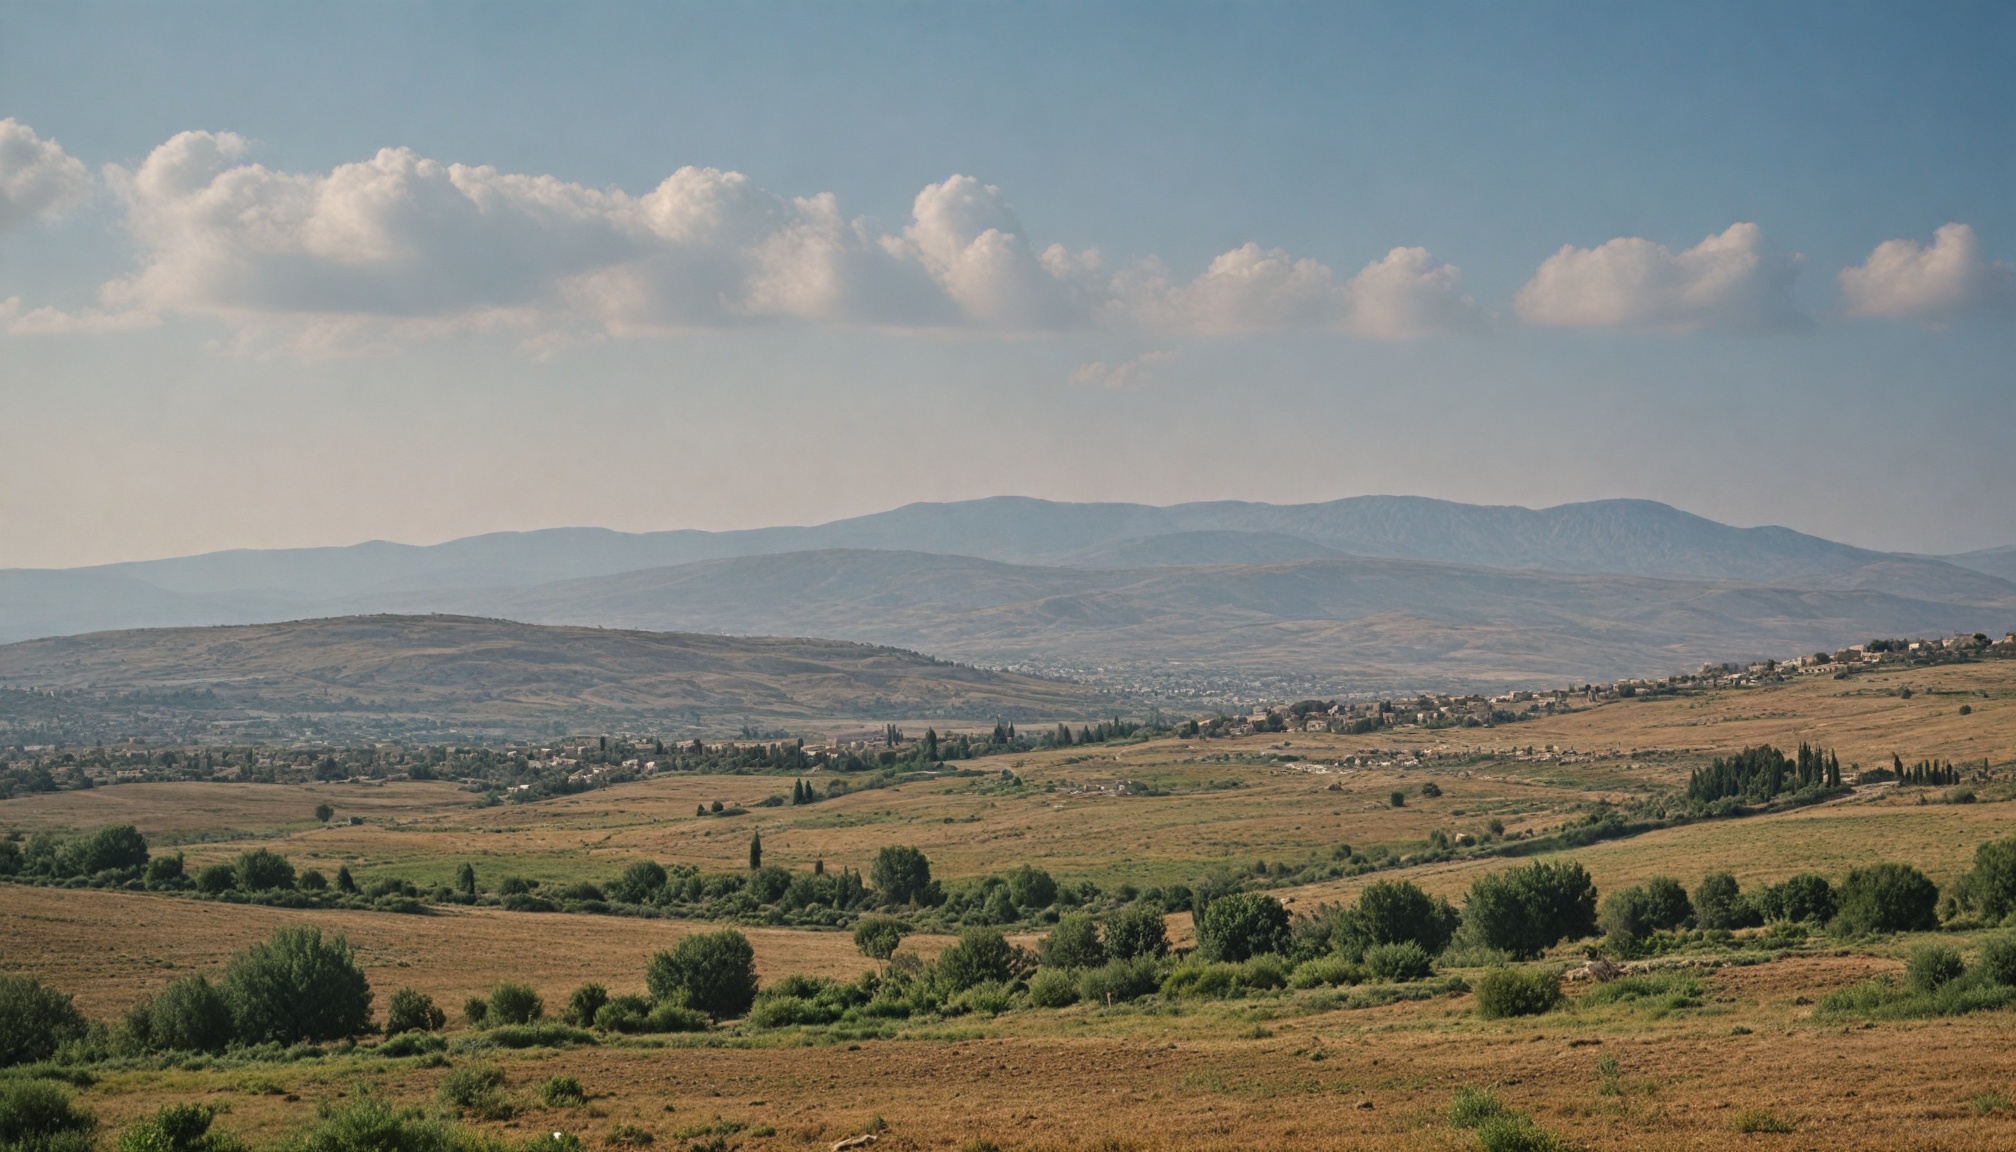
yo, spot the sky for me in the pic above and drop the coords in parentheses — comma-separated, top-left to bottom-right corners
(2, 1, 2013, 569)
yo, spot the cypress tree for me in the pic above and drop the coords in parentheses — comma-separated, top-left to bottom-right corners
(749, 831, 763, 871)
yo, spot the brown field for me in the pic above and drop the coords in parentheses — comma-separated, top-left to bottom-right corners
(6, 661, 2016, 1150)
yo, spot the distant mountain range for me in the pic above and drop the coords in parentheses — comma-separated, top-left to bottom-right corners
(0, 615, 1111, 742)
(3, 496, 2011, 695)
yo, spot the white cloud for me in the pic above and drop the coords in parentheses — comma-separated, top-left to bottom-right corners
(1514, 223, 1804, 332)
(1341, 246, 1480, 339)
(1069, 349, 1176, 390)
(0, 119, 91, 230)
(1839, 223, 2012, 323)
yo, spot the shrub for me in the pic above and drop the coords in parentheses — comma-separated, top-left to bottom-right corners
(1474, 1115, 1566, 1152)
(1447, 1088, 1508, 1128)
(1077, 957, 1161, 1005)
(195, 864, 238, 895)
(486, 983, 543, 1026)
(1817, 972, 2016, 1021)
(386, 988, 446, 1035)
(1836, 863, 1939, 934)
(539, 1077, 586, 1108)
(298, 870, 328, 891)
(463, 998, 488, 1028)
(297, 1096, 469, 1152)
(1755, 873, 1835, 923)
(1364, 941, 1434, 982)
(1038, 913, 1106, 970)
(947, 981, 1015, 1017)
(609, 861, 667, 904)
(125, 974, 234, 1054)
(1976, 934, 2016, 986)
(641, 1003, 711, 1033)
(562, 984, 608, 1028)
(1461, 860, 1598, 960)
(0, 975, 89, 1067)
(1287, 956, 1363, 989)
(936, 928, 1015, 992)
(222, 926, 373, 1045)
(852, 917, 906, 961)
(235, 849, 296, 892)
(1196, 892, 1289, 962)
(68, 825, 150, 876)
(870, 847, 933, 906)
(591, 996, 649, 1034)
(1389, 791, 1406, 808)
(645, 930, 758, 1020)
(1578, 972, 1703, 1013)
(0, 1079, 96, 1152)
(1906, 942, 1966, 993)
(1005, 864, 1057, 910)
(1473, 967, 1561, 1019)
(439, 1065, 511, 1118)
(1025, 968, 1080, 1008)
(315, 804, 335, 823)
(1959, 838, 2016, 920)
(1102, 903, 1169, 960)
(1692, 872, 1754, 930)
(143, 855, 186, 888)
(1338, 880, 1460, 959)
(1732, 1110, 1795, 1134)
(117, 1102, 243, 1152)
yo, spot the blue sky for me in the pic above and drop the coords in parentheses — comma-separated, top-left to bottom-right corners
(2, 1, 2012, 566)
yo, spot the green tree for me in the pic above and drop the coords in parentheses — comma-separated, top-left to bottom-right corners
(1836, 863, 1939, 934)
(852, 917, 906, 961)
(117, 1102, 240, 1152)
(485, 983, 542, 1026)
(385, 988, 446, 1035)
(314, 804, 334, 824)
(1597, 876, 1692, 951)
(936, 927, 1014, 991)
(234, 848, 295, 892)
(1692, 872, 1751, 930)
(870, 846, 933, 906)
(455, 863, 477, 896)
(1196, 892, 1290, 961)
(748, 831, 763, 871)
(563, 984, 608, 1028)
(1959, 837, 2016, 920)
(1338, 880, 1461, 958)
(646, 930, 759, 1020)
(0, 1079, 97, 1152)
(221, 926, 373, 1044)
(1038, 913, 1106, 970)
(610, 861, 666, 904)
(66, 824, 150, 876)
(1460, 859, 1598, 960)
(1102, 903, 1170, 960)
(124, 974, 233, 1054)
(0, 975, 88, 1067)
(1006, 864, 1058, 910)
(335, 865, 358, 894)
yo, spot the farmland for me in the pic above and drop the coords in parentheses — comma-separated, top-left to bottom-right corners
(5, 658, 2016, 1150)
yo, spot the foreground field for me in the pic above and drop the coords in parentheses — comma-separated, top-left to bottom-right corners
(5, 662, 2016, 1150)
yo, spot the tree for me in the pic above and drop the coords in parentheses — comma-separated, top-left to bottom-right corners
(221, 926, 373, 1044)
(871, 846, 933, 906)
(314, 804, 334, 824)
(1103, 903, 1170, 960)
(485, 983, 543, 1026)
(1196, 892, 1290, 961)
(748, 831, 763, 871)
(118, 1102, 239, 1152)
(386, 988, 447, 1035)
(455, 862, 477, 897)
(1755, 873, 1835, 923)
(1692, 872, 1752, 930)
(646, 930, 759, 1020)
(1959, 838, 2016, 920)
(562, 984, 607, 1028)
(335, 866, 358, 894)
(1006, 864, 1058, 910)
(1461, 860, 1599, 960)
(195, 864, 237, 894)
(1598, 876, 1692, 951)
(125, 974, 233, 1054)
(1338, 880, 1461, 958)
(1038, 913, 1106, 970)
(936, 927, 1014, 991)
(853, 917, 906, 961)
(0, 975, 88, 1067)
(610, 860, 667, 904)
(1836, 863, 1939, 934)
(234, 849, 295, 892)
(67, 824, 150, 876)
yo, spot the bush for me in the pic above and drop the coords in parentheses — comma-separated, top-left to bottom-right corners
(1461, 860, 1598, 960)
(1005, 864, 1057, 910)
(118, 1102, 243, 1152)
(1196, 892, 1289, 962)
(1160, 955, 1288, 999)
(641, 1003, 711, 1033)
(936, 928, 1015, 992)
(591, 996, 650, 1034)
(1817, 971, 2016, 1021)
(1363, 941, 1434, 982)
(1102, 903, 1169, 960)
(222, 926, 373, 1044)
(1473, 967, 1560, 1019)
(1287, 956, 1363, 989)
(1959, 838, 2016, 920)
(386, 988, 446, 1035)
(870, 846, 933, 906)
(645, 930, 758, 1020)
(68, 825, 150, 876)
(1977, 934, 2016, 986)
(1077, 957, 1161, 1005)
(1754, 873, 1835, 924)
(1836, 863, 1939, 934)
(296, 1096, 471, 1152)
(125, 974, 234, 1054)
(1038, 913, 1106, 970)
(1338, 880, 1461, 959)
(852, 917, 906, 961)
(1474, 1115, 1566, 1152)
(1907, 942, 1966, 993)
(562, 984, 607, 1028)
(439, 1065, 511, 1119)
(235, 849, 295, 892)
(1598, 876, 1692, 951)
(143, 855, 186, 888)
(1025, 968, 1080, 1008)
(609, 861, 667, 904)
(195, 864, 237, 895)
(1578, 972, 1703, 1013)
(538, 1077, 585, 1108)
(0, 975, 89, 1067)
(486, 983, 543, 1026)
(1447, 1088, 1508, 1128)
(463, 998, 488, 1028)
(0, 1079, 96, 1152)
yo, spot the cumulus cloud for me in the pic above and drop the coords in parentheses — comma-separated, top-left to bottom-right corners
(1839, 223, 2012, 323)
(0, 118, 91, 230)
(1515, 223, 1804, 332)
(3, 124, 1472, 348)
